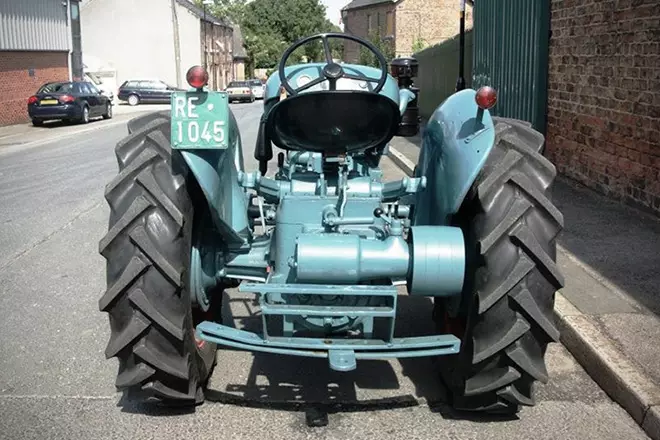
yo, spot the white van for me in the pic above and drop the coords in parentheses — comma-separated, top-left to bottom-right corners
(84, 72, 114, 103)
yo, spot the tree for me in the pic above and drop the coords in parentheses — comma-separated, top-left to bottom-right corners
(196, 0, 344, 75)
(193, 0, 247, 24)
(240, 0, 343, 71)
(358, 30, 395, 68)
(411, 36, 427, 54)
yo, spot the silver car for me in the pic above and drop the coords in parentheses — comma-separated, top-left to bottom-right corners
(225, 81, 255, 103)
(248, 79, 265, 100)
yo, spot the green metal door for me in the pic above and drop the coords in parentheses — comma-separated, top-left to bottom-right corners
(472, 0, 551, 134)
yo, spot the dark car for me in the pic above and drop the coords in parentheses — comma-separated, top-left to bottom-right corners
(117, 79, 185, 106)
(27, 81, 113, 126)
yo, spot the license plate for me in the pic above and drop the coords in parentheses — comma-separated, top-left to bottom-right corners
(40, 99, 58, 105)
(171, 91, 229, 150)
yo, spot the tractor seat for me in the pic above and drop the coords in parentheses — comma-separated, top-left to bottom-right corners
(266, 91, 400, 154)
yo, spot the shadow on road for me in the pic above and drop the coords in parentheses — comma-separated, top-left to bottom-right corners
(31, 118, 106, 129)
(553, 177, 660, 316)
(196, 289, 521, 425)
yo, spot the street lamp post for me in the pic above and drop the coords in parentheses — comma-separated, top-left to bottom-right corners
(455, 0, 466, 92)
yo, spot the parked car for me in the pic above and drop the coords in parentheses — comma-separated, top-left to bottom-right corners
(247, 78, 265, 99)
(117, 78, 186, 106)
(224, 81, 255, 103)
(84, 71, 114, 102)
(27, 80, 113, 126)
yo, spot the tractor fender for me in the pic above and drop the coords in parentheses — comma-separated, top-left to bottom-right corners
(412, 89, 496, 226)
(179, 109, 251, 248)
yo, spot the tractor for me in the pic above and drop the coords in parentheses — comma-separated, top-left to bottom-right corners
(98, 31, 564, 414)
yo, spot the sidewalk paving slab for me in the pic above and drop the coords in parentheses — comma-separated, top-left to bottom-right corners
(387, 133, 660, 440)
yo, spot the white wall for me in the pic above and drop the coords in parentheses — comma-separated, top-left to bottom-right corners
(174, 2, 202, 86)
(81, 0, 178, 90)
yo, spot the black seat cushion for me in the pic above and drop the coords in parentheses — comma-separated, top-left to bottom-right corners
(266, 91, 401, 154)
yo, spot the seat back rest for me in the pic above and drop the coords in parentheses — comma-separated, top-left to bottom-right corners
(265, 91, 401, 155)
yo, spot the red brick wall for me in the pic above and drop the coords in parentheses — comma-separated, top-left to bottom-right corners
(0, 51, 70, 126)
(545, 0, 660, 214)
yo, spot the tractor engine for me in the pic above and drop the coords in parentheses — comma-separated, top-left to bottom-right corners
(200, 148, 466, 370)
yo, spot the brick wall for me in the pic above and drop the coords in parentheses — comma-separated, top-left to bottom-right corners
(343, 2, 396, 63)
(342, 0, 473, 62)
(0, 51, 70, 126)
(545, 0, 660, 214)
(394, 0, 473, 57)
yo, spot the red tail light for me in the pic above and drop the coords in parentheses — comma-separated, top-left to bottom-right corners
(475, 86, 497, 110)
(59, 95, 75, 103)
(186, 65, 208, 89)
(27, 96, 38, 105)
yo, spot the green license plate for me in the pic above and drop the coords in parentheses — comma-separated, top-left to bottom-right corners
(171, 91, 229, 150)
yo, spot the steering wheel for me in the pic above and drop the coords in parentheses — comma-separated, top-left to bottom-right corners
(278, 32, 389, 96)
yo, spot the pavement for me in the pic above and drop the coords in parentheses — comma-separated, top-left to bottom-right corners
(387, 127, 660, 440)
(0, 101, 654, 439)
(0, 102, 171, 155)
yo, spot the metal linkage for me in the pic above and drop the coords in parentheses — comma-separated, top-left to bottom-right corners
(196, 282, 461, 372)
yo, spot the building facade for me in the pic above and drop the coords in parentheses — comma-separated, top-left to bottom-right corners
(232, 24, 248, 81)
(545, 0, 660, 215)
(80, 0, 240, 93)
(0, 0, 82, 126)
(340, 0, 473, 62)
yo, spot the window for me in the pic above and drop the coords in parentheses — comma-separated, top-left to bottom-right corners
(78, 83, 93, 94)
(228, 81, 249, 88)
(377, 12, 382, 34)
(386, 11, 394, 36)
(87, 82, 100, 94)
(38, 82, 74, 94)
(151, 81, 168, 90)
(367, 14, 372, 32)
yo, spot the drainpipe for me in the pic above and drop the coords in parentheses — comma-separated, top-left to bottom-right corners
(66, 0, 73, 81)
(171, 0, 182, 88)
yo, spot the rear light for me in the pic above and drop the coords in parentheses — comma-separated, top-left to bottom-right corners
(27, 96, 38, 105)
(186, 65, 208, 89)
(475, 86, 497, 110)
(59, 95, 75, 103)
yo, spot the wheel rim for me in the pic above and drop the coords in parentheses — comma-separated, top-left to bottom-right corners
(83, 107, 89, 122)
(129, 95, 138, 105)
(107, 104, 112, 117)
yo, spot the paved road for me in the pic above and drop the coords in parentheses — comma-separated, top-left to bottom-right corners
(0, 101, 650, 439)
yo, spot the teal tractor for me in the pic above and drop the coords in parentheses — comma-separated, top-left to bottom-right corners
(99, 32, 564, 414)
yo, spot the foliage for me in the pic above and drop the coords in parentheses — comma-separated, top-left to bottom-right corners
(412, 36, 427, 54)
(193, 0, 246, 24)
(196, 0, 343, 75)
(358, 30, 395, 68)
(243, 0, 342, 70)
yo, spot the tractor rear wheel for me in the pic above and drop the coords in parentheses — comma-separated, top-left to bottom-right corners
(99, 111, 217, 407)
(435, 117, 565, 414)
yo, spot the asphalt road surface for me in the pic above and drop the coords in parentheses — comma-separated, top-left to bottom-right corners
(0, 101, 650, 439)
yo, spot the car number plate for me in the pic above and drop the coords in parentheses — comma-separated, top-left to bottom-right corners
(40, 99, 58, 105)
(171, 91, 229, 150)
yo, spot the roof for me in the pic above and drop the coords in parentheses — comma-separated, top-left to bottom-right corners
(175, 0, 230, 27)
(340, 0, 396, 11)
(232, 24, 248, 59)
(341, 0, 472, 11)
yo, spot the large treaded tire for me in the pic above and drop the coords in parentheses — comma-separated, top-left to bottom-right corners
(436, 117, 565, 414)
(99, 111, 217, 407)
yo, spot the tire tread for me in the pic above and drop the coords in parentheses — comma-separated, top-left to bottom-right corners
(440, 117, 565, 413)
